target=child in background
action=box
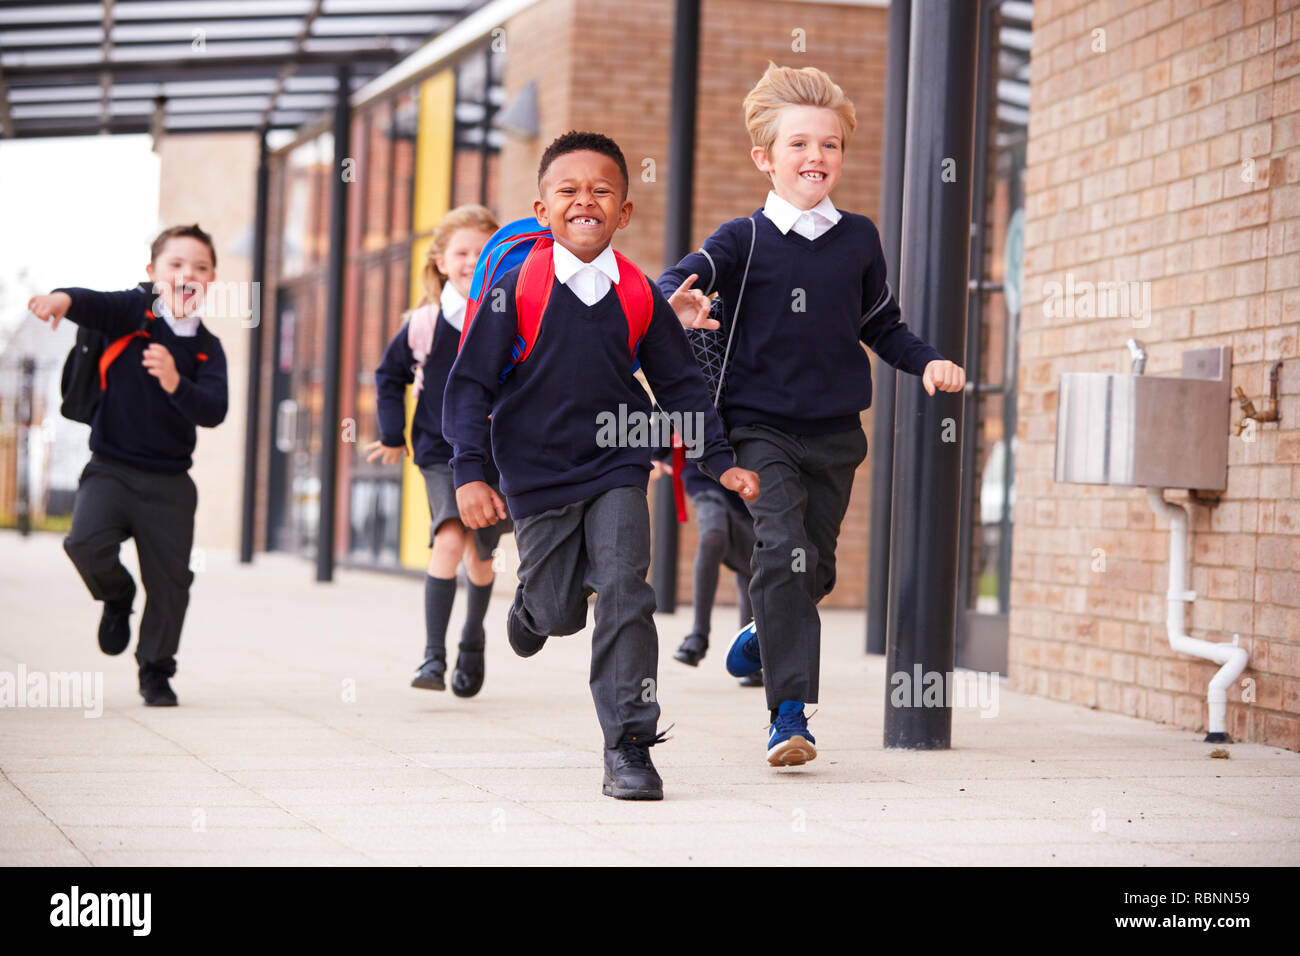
[661,64,966,766]
[651,457,761,687]
[366,205,508,698]
[27,224,229,707]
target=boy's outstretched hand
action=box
[456,480,508,528]
[667,274,719,330]
[922,359,966,396]
[28,292,72,330]
[719,466,760,502]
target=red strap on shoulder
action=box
[460,230,553,351]
[671,441,688,522]
[97,307,155,389]
[513,238,555,365]
[612,251,653,360]
[99,330,150,389]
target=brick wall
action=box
[500,0,890,615]
[1017,0,1300,750]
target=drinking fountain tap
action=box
[1126,338,1147,375]
[1234,359,1282,436]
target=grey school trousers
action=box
[729,423,868,711]
[63,454,197,676]
[511,485,660,749]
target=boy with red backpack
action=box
[26,224,228,707]
[443,131,759,800]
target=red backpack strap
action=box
[461,229,553,350]
[671,440,688,522]
[612,251,654,360]
[509,238,555,369]
[98,308,154,389]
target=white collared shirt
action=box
[152,296,201,337]
[440,281,468,332]
[552,241,621,307]
[763,189,842,241]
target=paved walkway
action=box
[1,529,1297,866]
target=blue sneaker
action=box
[767,700,817,766]
[725,621,761,677]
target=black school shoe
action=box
[738,668,764,687]
[673,632,708,666]
[98,585,135,656]
[602,728,670,800]
[506,592,547,658]
[451,639,485,698]
[411,655,446,691]
[138,664,177,707]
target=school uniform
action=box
[659,191,947,711]
[444,241,735,747]
[55,283,228,679]
[374,283,510,560]
[375,282,510,692]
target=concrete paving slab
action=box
[2,530,1298,866]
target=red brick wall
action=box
[1017,0,1300,750]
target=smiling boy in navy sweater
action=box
[444,131,759,800]
[661,64,966,766]
[27,224,228,707]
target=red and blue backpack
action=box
[459,217,655,382]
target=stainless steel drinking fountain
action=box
[1053,343,1246,743]
[1055,345,1231,491]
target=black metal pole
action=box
[240,130,269,564]
[883,0,979,749]
[480,43,492,207]
[653,0,700,614]
[316,64,350,583]
[954,0,996,660]
[867,0,910,656]
[16,357,34,536]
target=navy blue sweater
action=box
[55,284,228,473]
[443,264,736,519]
[659,211,946,435]
[376,311,466,466]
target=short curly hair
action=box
[537,130,629,196]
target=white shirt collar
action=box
[762,189,842,234]
[152,294,201,337]
[552,240,621,286]
[440,281,468,332]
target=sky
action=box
[0,134,162,350]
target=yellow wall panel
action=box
[400,69,456,570]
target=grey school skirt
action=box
[419,462,513,562]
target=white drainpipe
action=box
[1145,488,1249,742]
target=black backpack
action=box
[59,285,153,425]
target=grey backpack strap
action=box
[713,215,757,407]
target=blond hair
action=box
[418,204,499,305]
[743,62,857,156]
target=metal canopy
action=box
[0,0,484,138]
